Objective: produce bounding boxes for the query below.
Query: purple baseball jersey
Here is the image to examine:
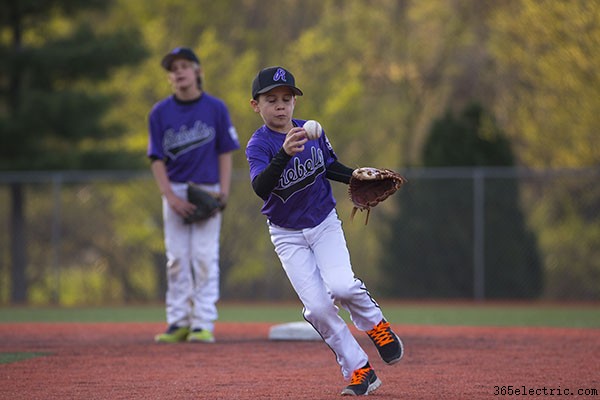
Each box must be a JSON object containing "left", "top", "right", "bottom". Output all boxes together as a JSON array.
[
  {"left": 148, "top": 94, "right": 240, "bottom": 183},
  {"left": 246, "top": 119, "right": 338, "bottom": 229}
]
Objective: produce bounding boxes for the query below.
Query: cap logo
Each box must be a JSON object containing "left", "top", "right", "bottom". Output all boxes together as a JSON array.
[{"left": 272, "top": 68, "right": 287, "bottom": 82}]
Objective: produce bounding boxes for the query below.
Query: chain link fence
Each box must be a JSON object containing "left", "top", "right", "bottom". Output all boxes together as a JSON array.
[{"left": 1, "top": 167, "right": 598, "bottom": 305}]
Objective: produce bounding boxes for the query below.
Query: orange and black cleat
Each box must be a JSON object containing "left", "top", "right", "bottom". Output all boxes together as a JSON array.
[
  {"left": 341, "top": 363, "right": 382, "bottom": 396},
  {"left": 366, "top": 319, "right": 404, "bottom": 365}
]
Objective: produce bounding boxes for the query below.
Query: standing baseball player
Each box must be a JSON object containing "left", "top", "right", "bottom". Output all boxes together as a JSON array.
[
  {"left": 246, "top": 66, "right": 403, "bottom": 396},
  {"left": 148, "top": 47, "right": 240, "bottom": 343}
]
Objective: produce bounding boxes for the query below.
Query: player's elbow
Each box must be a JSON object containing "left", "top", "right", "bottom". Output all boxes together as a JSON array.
[{"left": 251, "top": 176, "right": 271, "bottom": 200}]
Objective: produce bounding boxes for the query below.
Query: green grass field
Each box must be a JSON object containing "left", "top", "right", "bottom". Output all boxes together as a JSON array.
[{"left": 1, "top": 302, "right": 599, "bottom": 328}]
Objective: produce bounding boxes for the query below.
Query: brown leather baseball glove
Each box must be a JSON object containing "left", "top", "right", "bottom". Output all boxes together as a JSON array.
[
  {"left": 348, "top": 167, "right": 406, "bottom": 224},
  {"left": 184, "top": 182, "right": 225, "bottom": 224}
]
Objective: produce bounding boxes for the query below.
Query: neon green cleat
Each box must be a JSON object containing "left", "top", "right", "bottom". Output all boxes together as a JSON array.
[
  {"left": 154, "top": 325, "right": 190, "bottom": 343},
  {"left": 187, "top": 329, "right": 215, "bottom": 343}
]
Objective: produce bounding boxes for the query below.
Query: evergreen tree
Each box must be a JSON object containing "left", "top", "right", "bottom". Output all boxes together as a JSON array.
[
  {"left": 0, "top": 0, "right": 148, "bottom": 303},
  {"left": 381, "top": 103, "right": 542, "bottom": 298}
]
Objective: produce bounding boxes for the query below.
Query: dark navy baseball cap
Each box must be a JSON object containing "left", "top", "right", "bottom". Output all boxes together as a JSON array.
[
  {"left": 161, "top": 47, "right": 200, "bottom": 70},
  {"left": 252, "top": 66, "right": 303, "bottom": 99}
]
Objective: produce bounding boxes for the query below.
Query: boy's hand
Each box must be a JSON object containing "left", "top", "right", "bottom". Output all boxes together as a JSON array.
[
  {"left": 283, "top": 127, "right": 308, "bottom": 156},
  {"left": 165, "top": 192, "right": 197, "bottom": 218}
]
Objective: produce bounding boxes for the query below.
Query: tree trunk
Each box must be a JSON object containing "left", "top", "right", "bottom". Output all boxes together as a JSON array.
[{"left": 7, "top": 0, "right": 27, "bottom": 303}]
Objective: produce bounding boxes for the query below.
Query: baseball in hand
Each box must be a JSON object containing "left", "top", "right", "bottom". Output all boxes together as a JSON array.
[{"left": 303, "top": 120, "right": 322, "bottom": 140}]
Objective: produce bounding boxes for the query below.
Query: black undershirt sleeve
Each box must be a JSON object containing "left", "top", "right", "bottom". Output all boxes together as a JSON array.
[
  {"left": 251, "top": 148, "right": 292, "bottom": 200},
  {"left": 326, "top": 160, "right": 354, "bottom": 184}
]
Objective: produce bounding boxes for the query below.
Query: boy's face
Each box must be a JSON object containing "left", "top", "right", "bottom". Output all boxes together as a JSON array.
[
  {"left": 167, "top": 58, "right": 200, "bottom": 92},
  {"left": 251, "top": 86, "right": 296, "bottom": 133}
]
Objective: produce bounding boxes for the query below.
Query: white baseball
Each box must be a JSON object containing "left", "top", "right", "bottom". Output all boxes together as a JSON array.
[{"left": 303, "top": 120, "right": 322, "bottom": 140}]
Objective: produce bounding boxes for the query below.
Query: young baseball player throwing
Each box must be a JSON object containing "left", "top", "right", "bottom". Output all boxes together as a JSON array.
[
  {"left": 148, "top": 47, "right": 240, "bottom": 344},
  {"left": 246, "top": 66, "right": 404, "bottom": 396}
]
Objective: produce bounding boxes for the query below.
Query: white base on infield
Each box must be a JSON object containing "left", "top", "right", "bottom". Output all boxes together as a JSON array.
[{"left": 268, "top": 321, "right": 323, "bottom": 341}]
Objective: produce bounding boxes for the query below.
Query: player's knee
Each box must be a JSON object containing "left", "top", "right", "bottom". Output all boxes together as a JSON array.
[
  {"left": 328, "top": 282, "right": 355, "bottom": 302},
  {"left": 303, "top": 305, "right": 338, "bottom": 333},
  {"left": 191, "top": 255, "right": 218, "bottom": 276},
  {"left": 166, "top": 258, "right": 181, "bottom": 270},
  {"left": 166, "top": 258, "right": 182, "bottom": 280},
  {"left": 305, "top": 302, "right": 332, "bottom": 319}
]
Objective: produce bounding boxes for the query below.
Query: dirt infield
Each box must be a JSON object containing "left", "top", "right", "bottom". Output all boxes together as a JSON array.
[{"left": 1, "top": 322, "right": 598, "bottom": 399}]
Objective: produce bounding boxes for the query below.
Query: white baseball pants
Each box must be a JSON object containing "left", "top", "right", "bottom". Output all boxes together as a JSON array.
[
  {"left": 162, "top": 182, "right": 221, "bottom": 333},
  {"left": 269, "top": 209, "right": 384, "bottom": 380}
]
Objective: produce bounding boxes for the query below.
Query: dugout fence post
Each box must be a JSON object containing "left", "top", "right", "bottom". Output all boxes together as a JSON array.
[
  {"left": 51, "top": 173, "right": 63, "bottom": 305},
  {"left": 473, "top": 169, "right": 485, "bottom": 301}
]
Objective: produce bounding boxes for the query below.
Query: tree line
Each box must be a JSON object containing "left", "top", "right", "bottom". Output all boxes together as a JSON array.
[{"left": 1, "top": 0, "right": 598, "bottom": 303}]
